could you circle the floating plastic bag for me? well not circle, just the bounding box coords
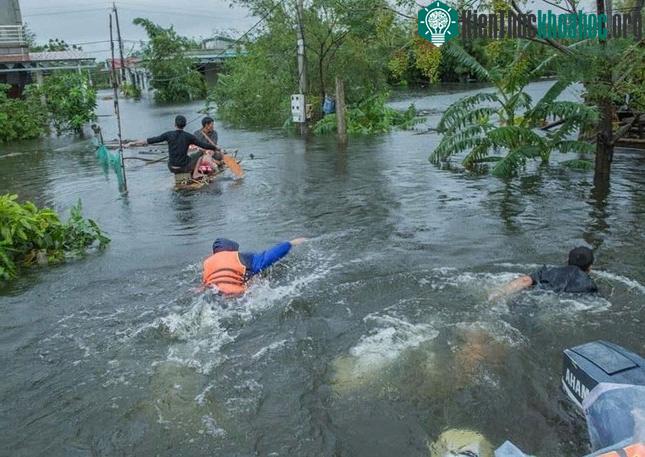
[583,383,645,453]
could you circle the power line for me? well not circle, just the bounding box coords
[23,8,109,17]
[116,6,253,21]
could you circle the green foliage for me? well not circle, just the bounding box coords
[313,92,421,134]
[30,38,82,52]
[0,84,47,143]
[212,0,414,127]
[431,42,597,177]
[559,40,645,114]
[561,159,594,170]
[89,65,112,90]
[121,82,142,99]
[0,195,109,282]
[133,18,206,103]
[387,50,409,81]
[29,72,97,134]
[413,37,442,83]
[209,11,296,127]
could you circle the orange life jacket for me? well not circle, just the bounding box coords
[202,251,247,296]
[597,443,645,457]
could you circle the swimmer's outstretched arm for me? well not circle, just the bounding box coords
[488,275,533,301]
[241,238,307,277]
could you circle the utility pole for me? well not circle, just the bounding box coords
[296,0,307,135]
[113,2,126,85]
[110,13,128,192]
[335,77,347,145]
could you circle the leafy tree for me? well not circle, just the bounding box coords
[133,18,206,103]
[430,42,597,177]
[209,10,296,127]
[506,0,645,186]
[211,0,417,127]
[0,84,47,143]
[31,38,83,52]
[30,72,97,134]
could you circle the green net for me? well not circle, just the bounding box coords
[96,144,122,169]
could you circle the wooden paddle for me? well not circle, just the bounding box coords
[222,154,244,178]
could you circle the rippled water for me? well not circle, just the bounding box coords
[1,82,644,456]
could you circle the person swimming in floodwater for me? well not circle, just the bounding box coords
[489,246,598,300]
[202,237,307,296]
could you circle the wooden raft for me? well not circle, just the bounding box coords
[173,169,225,190]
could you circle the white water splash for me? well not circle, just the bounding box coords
[592,270,645,295]
[200,415,226,437]
[332,313,439,391]
[127,243,334,377]
[252,339,288,360]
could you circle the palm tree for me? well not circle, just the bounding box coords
[430,41,597,177]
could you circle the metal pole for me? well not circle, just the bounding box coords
[113,2,127,84]
[335,77,347,145]
[296,0,307,135]
[110,13,128,191]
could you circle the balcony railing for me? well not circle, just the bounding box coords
[0,25,25,46]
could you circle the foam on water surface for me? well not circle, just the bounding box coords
[332,312,439,392]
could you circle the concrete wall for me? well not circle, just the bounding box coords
[0,0,22,25]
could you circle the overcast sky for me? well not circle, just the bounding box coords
[19,0,257,58]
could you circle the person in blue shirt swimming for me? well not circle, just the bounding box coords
[202,237,307,295]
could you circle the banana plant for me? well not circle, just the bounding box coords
[430,41,597,177]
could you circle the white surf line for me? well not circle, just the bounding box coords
[592,270,645,295]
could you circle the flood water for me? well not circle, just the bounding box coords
[1,82,644,457]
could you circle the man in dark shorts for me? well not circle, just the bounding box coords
[129,115,221,175]
[489,246,598,300]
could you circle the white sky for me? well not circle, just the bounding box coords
[19,0,256,58]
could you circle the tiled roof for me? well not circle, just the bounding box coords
[29,51,93,61]
[0,51,93,63]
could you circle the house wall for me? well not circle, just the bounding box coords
[0,0,22,25]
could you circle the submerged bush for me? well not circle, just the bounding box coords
[121,82,142,99]
[313,93,421,135]
[0,195,109,281]
[0,84,47,143]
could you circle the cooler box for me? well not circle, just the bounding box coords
[561,341,645,410]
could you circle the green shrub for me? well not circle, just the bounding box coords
[29,72,97,134]
[0,195,109,281]
[121,82,142,99]
[313,93,421,135]
[0,84,47,143]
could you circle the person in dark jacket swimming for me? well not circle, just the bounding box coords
[202,237,307,296]
[128,115,221,176]
[489,246,598,300]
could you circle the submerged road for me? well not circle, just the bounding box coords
[1,83,644,456]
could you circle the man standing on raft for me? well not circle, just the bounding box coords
[203,237,307,296]
[129,115,224,178]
